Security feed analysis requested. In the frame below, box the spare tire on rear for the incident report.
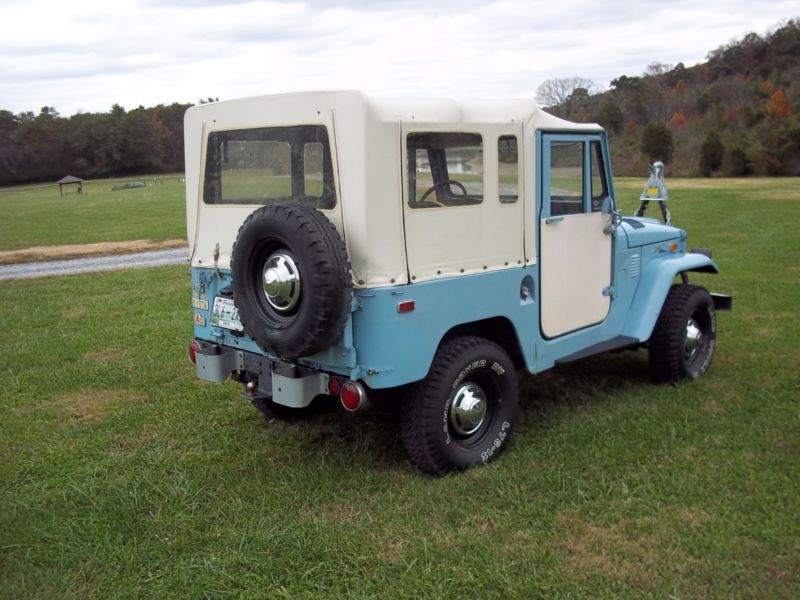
[231,203,352,358]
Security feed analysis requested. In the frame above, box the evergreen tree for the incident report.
[640,122,674,164]
[699,131,725,176]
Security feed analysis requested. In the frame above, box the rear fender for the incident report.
[623,253,719,342]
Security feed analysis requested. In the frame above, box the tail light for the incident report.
[340,381,366,412]
[328,376,343,397]
[188,341,202,364]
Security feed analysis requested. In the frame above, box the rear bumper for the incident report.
[196,345,243,381]
[195,343,329,408]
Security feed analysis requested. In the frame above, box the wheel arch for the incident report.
[439,317,526,370]
[622,252,719,343]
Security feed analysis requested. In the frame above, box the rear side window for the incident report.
[203,125,336,208]
[407,132,483,208]
[498,135,518,204]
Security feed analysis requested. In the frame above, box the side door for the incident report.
[539,133,613,338]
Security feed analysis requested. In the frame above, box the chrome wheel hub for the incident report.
[685,318,704,360]
[262,252,301,311]
[450,383,487,436]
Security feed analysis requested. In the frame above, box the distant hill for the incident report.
[1,20,798,186]
[542,19,800,177]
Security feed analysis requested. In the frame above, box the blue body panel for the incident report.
[622,251,719,341]
[191,228,717,389]
[191,268,356,376]
[350,269,537,387]
[623,218,683,248]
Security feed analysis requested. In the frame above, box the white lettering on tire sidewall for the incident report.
[480,421,511,463]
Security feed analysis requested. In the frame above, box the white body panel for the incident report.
[184,91,602,289]
[539,211,612,337]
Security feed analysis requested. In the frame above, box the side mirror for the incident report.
[602,196,623,235]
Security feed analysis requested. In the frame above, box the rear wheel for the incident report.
[649,284,717,383]
[401,336,519,476]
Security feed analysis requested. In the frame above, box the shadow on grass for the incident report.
[226,348,655,474]
[519,348,653,424]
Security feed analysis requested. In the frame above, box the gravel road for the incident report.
[0,247,189,281]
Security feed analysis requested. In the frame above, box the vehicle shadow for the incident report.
[234,348,654,474]
[518,348,653,422]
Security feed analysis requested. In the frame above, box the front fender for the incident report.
[622,252,719,342]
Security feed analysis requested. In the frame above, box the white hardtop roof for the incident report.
[186,90,605,289]
[188,90,602,132]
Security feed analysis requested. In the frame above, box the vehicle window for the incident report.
[204,125,336,208]
[407,132,483,208]
[303,142,324,198]
[590,140,607,211]
[498,135,518,204]
[549,141,584,216]
[221,140,291,200]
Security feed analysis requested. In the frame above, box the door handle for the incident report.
[545,216,564,225]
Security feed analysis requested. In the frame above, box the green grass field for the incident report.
[1,178,799,597]
[0,177,186,251]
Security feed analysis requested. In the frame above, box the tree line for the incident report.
[536,18,800,177]
[0,102,192,186]
[2,19,798,185]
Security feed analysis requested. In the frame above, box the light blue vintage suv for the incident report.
[185,91,730,475]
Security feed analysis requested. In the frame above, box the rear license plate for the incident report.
[210,297,243,332]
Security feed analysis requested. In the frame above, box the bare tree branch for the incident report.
[535,77,597,108]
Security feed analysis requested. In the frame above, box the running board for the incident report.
[555,335,640,365]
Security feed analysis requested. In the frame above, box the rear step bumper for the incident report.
[195,344,328,408]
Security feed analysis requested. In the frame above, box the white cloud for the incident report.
[0,0,796,114]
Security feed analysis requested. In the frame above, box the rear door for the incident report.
[539,133,613,338]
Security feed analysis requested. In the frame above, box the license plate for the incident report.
[210,296,243,331]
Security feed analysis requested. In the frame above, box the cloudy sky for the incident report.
[0,0,796,115]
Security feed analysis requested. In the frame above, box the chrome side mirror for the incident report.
[602,197,622,235]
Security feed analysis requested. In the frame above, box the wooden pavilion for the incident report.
[57,175,84,196]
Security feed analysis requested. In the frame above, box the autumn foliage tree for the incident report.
[561,18,800,176]
[765,90,791,118]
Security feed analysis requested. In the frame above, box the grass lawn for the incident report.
[1,178,799,597]
[0,177,187,252]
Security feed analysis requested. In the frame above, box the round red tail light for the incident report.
[328,377,342,397]
[340,381,365,412]
[188,341,202,364]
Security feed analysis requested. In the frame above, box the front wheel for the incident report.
[649,284,717,383]
[401,336,519,476]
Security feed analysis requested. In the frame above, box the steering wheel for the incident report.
[419,180,469,204]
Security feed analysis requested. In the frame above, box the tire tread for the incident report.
[401,336,517,476]
[231,203,352,358]
[649,283,713,383]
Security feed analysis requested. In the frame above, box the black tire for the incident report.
[231,203,352,358]
[649,284,717,383]
[401,336,519,476]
